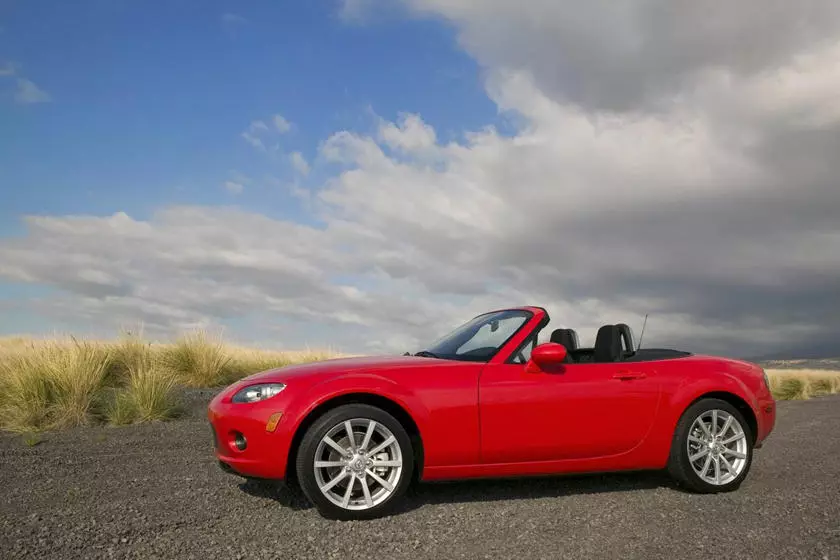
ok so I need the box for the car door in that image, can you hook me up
[478,358,662,464]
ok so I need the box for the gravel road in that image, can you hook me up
[1,391,839,560]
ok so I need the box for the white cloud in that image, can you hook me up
[241,115,292,152]
[378,112,437,155]
[0,62,15,76]
[14,78,51,104]
[273,114,291,133]
[224,181,244,195]
[3,1,840,357]
[290,152,310,175]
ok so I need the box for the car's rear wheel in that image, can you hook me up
[667,397,753,493]
[295,404,414,520]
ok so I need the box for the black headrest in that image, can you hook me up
[594,325,622,362]
[550,328,579,351]
[615,323,635,354]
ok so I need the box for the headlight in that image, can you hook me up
[762,369,770,389]
[231,383,286,404]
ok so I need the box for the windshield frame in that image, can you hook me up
[418,308,536,363]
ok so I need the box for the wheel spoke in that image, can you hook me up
[701,454,712,477]
[689,448,709,462]
[314,460,345,468]
[341,474,355,508]
[720,455,738,477]
[697,420,712,439]
[320,470,348,492]
[688,434,704,444]
[323,436,348,456]
[722,433,744,445]
[371,459,402,467]
[360,420,376,451]
[367,435,395,456]
[719,416,733,438]
[345,420,356,450]
[711,410,718,435]
[365,468,394,492]
[723,448,746,460]
[714,457,721,484]
[360,476,373,507]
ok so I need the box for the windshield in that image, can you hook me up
[417,309,533,362]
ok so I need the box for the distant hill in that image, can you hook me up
[747,340,840,365]
[756,358,840,370]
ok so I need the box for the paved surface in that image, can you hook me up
[1,391,839,560]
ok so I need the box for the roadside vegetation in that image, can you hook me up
[1,334,838,434]
[765,369,840,401]
[0,332,338,434]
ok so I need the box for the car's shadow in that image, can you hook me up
[237,470,676,516]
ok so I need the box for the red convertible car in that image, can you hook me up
[208,306,776,520]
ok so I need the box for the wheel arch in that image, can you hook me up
[285,392,425,487]
[684,391,758,445]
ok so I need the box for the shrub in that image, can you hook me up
[159,331,232,387]
[105,352,181,425]
[0,340,111,432]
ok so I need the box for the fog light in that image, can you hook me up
[232,432,247,451]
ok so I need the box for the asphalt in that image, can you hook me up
[1,390,839,560]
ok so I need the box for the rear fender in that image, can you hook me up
[663,372,757,436]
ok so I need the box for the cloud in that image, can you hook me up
[273,113,291,133]
[290,152,310,175]
[240,115,291,152]
[3,1,840,357]
[401,0,840,112]
[338,0,374,23]
[2,65,52,104]
[240,120,269,151]
[224,181,244,195]
[14,78,51,104]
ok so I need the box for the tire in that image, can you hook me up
[667,398,754,493]
[295,404,415,520]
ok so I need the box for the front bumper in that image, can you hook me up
[754,395,776,448]
[207,391,294,480]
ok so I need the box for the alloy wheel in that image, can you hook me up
[313,418,404,510]
[686,409,749,485]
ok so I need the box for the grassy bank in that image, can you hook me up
[1,334,839,434]
[0,332,339,433]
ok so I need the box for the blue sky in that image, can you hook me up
[1,0,838,358]
[1,0,495,229]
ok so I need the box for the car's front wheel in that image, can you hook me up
[295,403,414,520]
[667,397,754,493]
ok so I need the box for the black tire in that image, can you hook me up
[667,398,754,493]
[295,404,415,520]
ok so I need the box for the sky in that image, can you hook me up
[1,0,839,358]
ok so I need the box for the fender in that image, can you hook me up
[662,371,756,434]
[284,372,432,446]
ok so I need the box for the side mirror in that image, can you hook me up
[525,342,567,373]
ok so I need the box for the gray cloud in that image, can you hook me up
[405,0,840,112]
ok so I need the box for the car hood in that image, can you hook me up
[231,354,444,386]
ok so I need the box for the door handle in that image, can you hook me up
[613,371,647,380]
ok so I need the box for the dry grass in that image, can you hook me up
[765,369,840,400]
[0,339,111,433]
[0,331,340,433]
